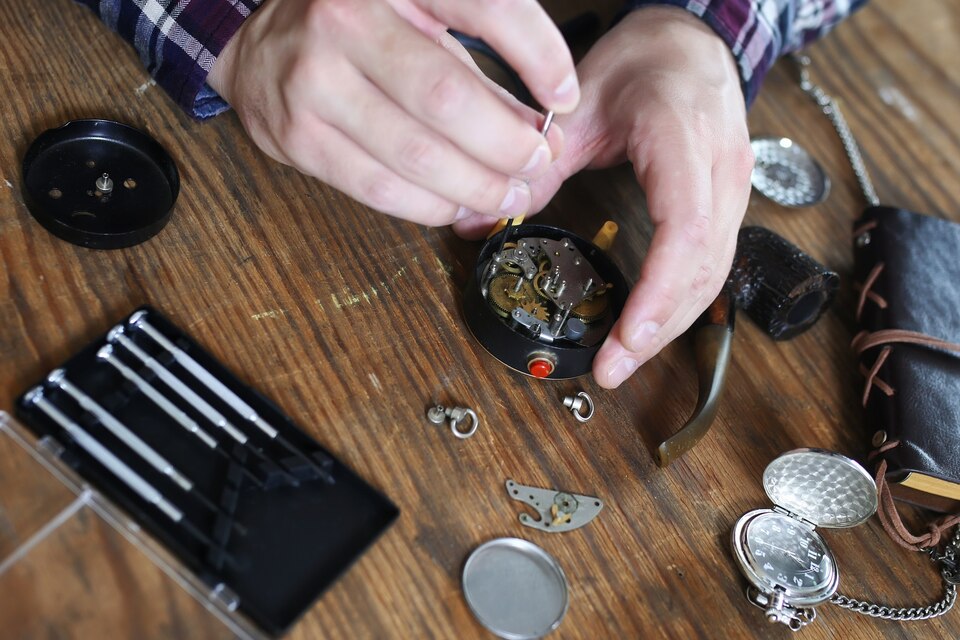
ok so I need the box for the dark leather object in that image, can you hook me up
[854,206,960,507]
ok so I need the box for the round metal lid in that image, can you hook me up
[22,119,179,249]
[750,137,830,208]
[763,448,877,528]
[462,537,568,639]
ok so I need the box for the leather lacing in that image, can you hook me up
[854,219,960,550]
[869,442,960,551]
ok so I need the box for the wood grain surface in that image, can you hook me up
[1,1,959,638]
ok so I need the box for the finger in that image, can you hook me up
[417,0,580,112]
[451,212,498,240]
[281,113,462,225]
[345,8,555,180]
[618,141,720,357]
[594,148,751,388]
[592,330,639,389]
[317,70,533,218]
[436,31,565,159]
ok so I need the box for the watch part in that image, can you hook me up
[505,479,603,532]
[763,449,877,528]
[750,136,830,208]
[462,537,568,640]
[21,119,180,249]
[463,223,628,379]
[426,405,479,439]
[561,392,594,423]
[732,509,838,608]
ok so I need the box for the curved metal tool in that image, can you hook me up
[656,227,839,467]
[656,291,734,468]
[505,479,603,533]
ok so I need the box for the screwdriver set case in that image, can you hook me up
[5,306,399,637]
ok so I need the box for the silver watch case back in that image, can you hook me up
[732,449,878,608]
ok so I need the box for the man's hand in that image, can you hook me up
[457,7,753,388]
[207,0,576,225]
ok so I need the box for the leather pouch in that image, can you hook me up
[852,206,960,549]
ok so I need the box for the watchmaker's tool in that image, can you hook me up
[24,386,242,563]
[106,325,302,486]
[14,306,399,635]
[462,537,569,639]
[657,227,839,466]
[128,310,334,483]
[46,369,192,491]
[21,119,179,248]
[750,136,830,208]
[731,449,877,630]
[97,345,266,488]
[506,479,603,533]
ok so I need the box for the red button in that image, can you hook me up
[528,358,554,378]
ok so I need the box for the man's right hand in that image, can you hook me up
[207,0,577,225]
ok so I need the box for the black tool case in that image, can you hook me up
[7,306,398,637]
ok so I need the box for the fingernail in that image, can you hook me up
[520,143,551,177]
[499,180,531,216]
[626,320,660,353]
[553,72,579,109]
[454,205,471,221]
[606,357,640,388]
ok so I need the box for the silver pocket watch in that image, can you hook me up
[731,449,878,630]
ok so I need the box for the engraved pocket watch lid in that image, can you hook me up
[763,448,877,528]
[750,137,830,208]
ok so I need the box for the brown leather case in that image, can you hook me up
[852,206,960,512]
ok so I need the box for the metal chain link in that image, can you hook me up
[792,54,880,207]
[793,53,959,622]
[830,527,960,621]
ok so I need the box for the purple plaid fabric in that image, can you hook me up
[76,0,865,118]
[625,0,868,106]
[75,0,262,119]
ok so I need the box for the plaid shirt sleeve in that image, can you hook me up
[74,0,263,119]
[624,0,869,106]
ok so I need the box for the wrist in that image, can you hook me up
[623,6,740,85]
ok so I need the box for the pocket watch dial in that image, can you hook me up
[744,512,833,593]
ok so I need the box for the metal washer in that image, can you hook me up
[462,537,569,639]
[750,136,830,208]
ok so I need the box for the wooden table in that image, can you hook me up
[1,1,958,638]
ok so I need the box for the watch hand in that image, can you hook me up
[759,541,805,565]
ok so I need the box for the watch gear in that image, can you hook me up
[572,286,610,323]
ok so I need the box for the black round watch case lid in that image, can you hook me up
[22,119,180,249]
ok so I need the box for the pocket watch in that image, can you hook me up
[731,449,878,630]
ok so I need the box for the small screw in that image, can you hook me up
[562,392,595,423]
[95,173,114,194]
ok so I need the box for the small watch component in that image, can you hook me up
[561,392,594,422]
[505,479,603,533]
[462,537,569,640]
[463,223,628,379]
[426,405,479,439]
[750,136,830,208]
[21,119,180,249]
[731,449,877,631]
